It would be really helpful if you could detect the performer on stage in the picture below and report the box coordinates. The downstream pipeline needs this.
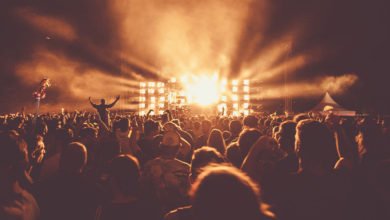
[89,95,120,126]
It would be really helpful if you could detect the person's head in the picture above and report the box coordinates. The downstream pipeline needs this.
[117,118,130,132]
[190,165,262,220]
[229,120,243,136]
[54,127,74,150]
[159,131,181,158]
[278,120,297,154]
[243,115,258,129]
[190,147,225,182]
[0,130,29,184]
[79,127,98,139]
[144,120,160,137]
[109,154,140,197]
[60,142,87,174]
[222,130,231,141]
[293,113,309,123]
[163,122,179,132]
[100,99,106,105]
[97,135,121,164]
[238,129,262,159]
[207,129,226,155]
[201,120,212,135]
[295,119,337,172]
[193,121,201,130]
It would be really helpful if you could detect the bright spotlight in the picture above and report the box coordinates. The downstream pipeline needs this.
[184,75,220,106]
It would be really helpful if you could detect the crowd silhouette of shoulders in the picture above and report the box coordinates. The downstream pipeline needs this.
[1,102,390,220]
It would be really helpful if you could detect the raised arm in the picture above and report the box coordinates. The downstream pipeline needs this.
[106,95,120,108]
[89,97,98,108]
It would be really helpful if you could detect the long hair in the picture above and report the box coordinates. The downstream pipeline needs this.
[207,129,226,155]
[190,165,262,220]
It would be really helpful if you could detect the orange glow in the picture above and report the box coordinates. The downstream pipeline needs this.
[183,74,220,106]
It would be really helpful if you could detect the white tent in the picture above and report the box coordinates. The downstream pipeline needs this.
[311,92,356,116]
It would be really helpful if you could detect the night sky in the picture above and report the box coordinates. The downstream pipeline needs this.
[1,0,390,114]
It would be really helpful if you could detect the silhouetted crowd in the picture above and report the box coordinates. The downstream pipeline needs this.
[1,109,390,220]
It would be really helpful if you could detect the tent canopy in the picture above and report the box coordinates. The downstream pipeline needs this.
[311,92,355,116]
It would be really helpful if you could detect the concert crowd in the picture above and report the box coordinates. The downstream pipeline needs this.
[1,98,390,220]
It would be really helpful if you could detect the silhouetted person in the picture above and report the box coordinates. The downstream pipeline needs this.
[96,154,152,220]
[141,131,190,217]
[226,129,262,168]
[165,165,272,220]
[34,142,101,220]
[195,120,212,148]
[276,120,299,173]
[189,147,226,182]
[89,95,120,126]
[0,130,40,220]
[207,129,226,155]
[275,119,368,220]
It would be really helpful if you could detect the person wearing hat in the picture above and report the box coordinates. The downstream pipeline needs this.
[141,131,190,218]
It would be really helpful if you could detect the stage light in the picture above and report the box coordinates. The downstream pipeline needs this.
[158,88,164,94]
[159,103,164,108]
[232,95,238,101]
[233,111,239,116]
[149,103,155,109]
[243,79,249,85]
[232,80,239,86]
[170,77,177,83]
[243,110,249,115]
[243,86,249,93]
[222,78,228,85]
[233,103,238,109]
[232,86,238,92]
[140,82,146,87]
[218,103,227,112]
[243,103,249,108]
[221,96,227,102]
[184,75,219,106]
[139,103,145,108]
[140,89,146,94]
[150,97,156,103]
[148,89,155,94]
[157,82,164,88]
[158,110,164,115]
[139,97,146,102]
[148,82,155,87]
[244,95,250,100]
[159,96,165,102]
[140,110,145,115]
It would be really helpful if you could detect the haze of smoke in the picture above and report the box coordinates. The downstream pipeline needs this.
[254,73,358,99]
